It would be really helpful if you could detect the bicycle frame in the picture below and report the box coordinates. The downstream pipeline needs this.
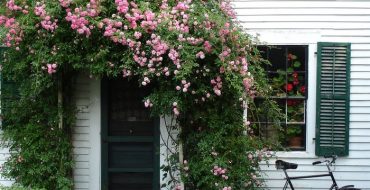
[282,163,338,190]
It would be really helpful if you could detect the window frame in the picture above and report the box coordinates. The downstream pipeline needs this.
[251,45,309,151]
[247,43,322,157]
[248,42,351,158]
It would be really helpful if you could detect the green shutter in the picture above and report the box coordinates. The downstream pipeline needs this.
[316,42,351,156]
[0,47,18,128]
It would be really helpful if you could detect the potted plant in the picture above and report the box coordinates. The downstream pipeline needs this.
[271,53,306,97]
[286,125,303,148]
[287,99,305,122]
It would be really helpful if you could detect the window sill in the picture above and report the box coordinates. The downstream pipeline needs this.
[275,151,318,159]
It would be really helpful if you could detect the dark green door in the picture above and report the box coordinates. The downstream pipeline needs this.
[101,79,159,190]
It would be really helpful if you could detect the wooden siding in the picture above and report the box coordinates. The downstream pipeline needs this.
[1,1,368,189]
[232,1,370,189]
[73,76,91,190]
[0,146,12,186]
[72,76,101,190]
[159,116,182,189]
[0,79,13,186]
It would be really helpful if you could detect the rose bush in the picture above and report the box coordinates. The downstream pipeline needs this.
[0,0,279,189]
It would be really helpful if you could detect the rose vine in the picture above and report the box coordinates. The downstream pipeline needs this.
[0,0,279,189]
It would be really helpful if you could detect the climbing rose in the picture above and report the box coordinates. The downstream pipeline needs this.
[46,63,57,74]
[173,107,180,116]
[204,41,212,53]
[115,0,129,14]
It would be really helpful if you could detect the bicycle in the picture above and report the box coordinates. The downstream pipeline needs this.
[276,155,361,190]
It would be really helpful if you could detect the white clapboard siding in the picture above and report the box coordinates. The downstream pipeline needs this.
[159,116,182,189]
[73,76,92,190]
[0,87,13,186]
[0,147,13,186]
[232,1,370,189]
[72,75,101,190]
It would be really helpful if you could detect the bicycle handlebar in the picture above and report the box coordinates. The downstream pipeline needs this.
[326,155,337,163]
[324,155,337,159]
[312,161,322,165]
[312,155,337,165]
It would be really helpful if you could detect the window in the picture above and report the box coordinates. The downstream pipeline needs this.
[249,45,308,150]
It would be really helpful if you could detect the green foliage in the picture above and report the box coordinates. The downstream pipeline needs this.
[286,125,302,138]
[0,0,281,189]
[270,53,306,97]
[175,84,276,189]
[0,72,73,189]
[0,184,45,190]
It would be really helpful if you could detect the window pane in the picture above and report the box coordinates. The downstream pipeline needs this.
[288,46,306,72]
[250,98,286,123]
[285,125,305,149]
[259,123,281,144]
[269,72,286,97]
[252,45,308,150]
[287,100,305,123]
[268,47,286,71]
[286,71,306,97]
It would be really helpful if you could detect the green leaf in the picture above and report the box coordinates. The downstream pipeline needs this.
[277,69,286,75]
[293,61,301,68]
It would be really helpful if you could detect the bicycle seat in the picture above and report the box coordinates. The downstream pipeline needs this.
[276,160,298,170]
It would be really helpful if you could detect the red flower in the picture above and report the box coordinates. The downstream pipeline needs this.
[285,83,293,92]
[292,72,298,78]
[300,86,306,94]
[287,100,297,106]
[293,79,299,85]
[287,53,293,61]
[287,100,294,106]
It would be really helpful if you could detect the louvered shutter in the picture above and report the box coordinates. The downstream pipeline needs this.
[316,42,351,156]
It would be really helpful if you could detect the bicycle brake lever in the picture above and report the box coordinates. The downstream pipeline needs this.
[324,155,333,158]
[323,155,337,163]
[332,155,337,163]
[312,161,322,165]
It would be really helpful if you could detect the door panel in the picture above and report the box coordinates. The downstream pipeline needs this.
[108,142,154,169]
[109,120,154,136]
[102,79,159,190]
[108,80,153,137]
[109,173,152,190]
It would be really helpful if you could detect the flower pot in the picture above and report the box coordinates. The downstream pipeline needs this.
[288,136,303,148]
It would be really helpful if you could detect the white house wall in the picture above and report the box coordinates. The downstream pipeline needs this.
[73,76,101,190]
[159,116,182,190]
[0,147,12,186]
[232,0,370,189]
[0,1,367,189]
[0,86,14,186]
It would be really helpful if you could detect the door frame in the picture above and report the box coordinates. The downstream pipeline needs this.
[100,78,160,190]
